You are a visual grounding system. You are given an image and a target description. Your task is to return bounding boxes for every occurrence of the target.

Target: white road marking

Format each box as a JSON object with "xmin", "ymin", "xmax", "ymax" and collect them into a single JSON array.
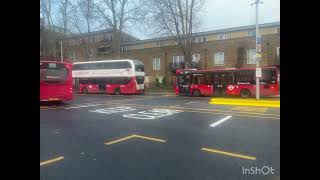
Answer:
[
  {"xmin": 123, "ymin": 109, "xmax": 183, "ymax": 120},
  {"xmin": 185, "ymin": 101, "xmax": 198, "ymax": 104},
  {"xmin": 209, "ymin": 116, "xmax": 232, "ymax": 127},
  {"xmin": 89, "ymin": 106, "xmax": 136, "ymax": 114}
]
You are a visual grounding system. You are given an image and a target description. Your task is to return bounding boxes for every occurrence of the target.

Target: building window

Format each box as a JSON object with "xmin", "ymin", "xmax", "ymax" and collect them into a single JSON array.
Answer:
[
  {"xmin": 71, "ymin": 50, "xmax": 75, "ymax": 61},
  {"xmin": 248, "ymin": 30, "xmax": 256, "ymax": 37},
  {"xmin": 218, "ymin": 33, "xmax": 227, "ymax": 40},
  {"xmin": 89, "ymin": 49, "xmax": 93, "ymax": 56},
  {"xmin": 247, "ymin": 48, "xmax": 256, "ymax": 64},
  {"xmin": 214, "ymin": 52, "xmax": 224, "ymax": 66},
  {"xmin": 172, "ymin": 56, "xmax": 184, "ymax": 68},
  {"xmin": 192, "ymin": 54, "xmax": 200, "ymax": 63},
  {"xmin": 105, "ymin": 34, "xmax": 113, "ymax": 41},
  {"xmin": 120, "ymin": 46, "xmax": 128, "ymax": 52},
  {"xmin": 91, "ymin": 36, "xmax": 96, "ymax": 43},
  {"xmin": 195, "ymin": 36, "xmax": 207, "ymax": 43},
  {"xmin": 153, "ymin": 58, "xmax": 161, "ymax": 70},
  {"xmin": 98, "ymin": 47, "xmax": 111, "ymax": 55},
  {"xmin": 173, "ymin": 56, "xmax": 184, "ymax": 63}
]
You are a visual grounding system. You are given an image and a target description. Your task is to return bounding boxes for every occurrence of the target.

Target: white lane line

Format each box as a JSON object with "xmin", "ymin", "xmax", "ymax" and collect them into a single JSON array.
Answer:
[
  {"xmin": 210, "ymin": 116, "xmax": 232, "ymax": 127},
  {"xmin": 186, "ymin": 101, "xmax": 198, "ymax": 104}
]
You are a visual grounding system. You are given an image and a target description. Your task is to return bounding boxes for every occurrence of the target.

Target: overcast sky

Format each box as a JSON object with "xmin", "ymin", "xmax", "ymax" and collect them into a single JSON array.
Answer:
[
  {"xmin": 49, "ymin": 0, "xmax": 279, "ymax": 40},
  {"xmin": 129, "ymin": 0, "xmax": 280, "ymax": 39}
]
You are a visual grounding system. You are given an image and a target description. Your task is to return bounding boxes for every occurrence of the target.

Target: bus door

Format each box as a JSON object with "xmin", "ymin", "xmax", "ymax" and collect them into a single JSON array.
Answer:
[
  {"xmin": 213, "ymin": 73, "xmax": 227, "ymax": 96},
  {"xmin": 97, "ymin": 79, "xmax": 107, "ymax": 93},
  {"xmin": 178, "ymin": 74, "xmax": 191, "ymax": 95}
]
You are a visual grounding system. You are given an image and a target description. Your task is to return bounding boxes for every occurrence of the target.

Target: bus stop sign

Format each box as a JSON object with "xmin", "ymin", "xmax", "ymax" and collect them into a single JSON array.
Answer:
[
  {"xmin": 256, "ymin": 68, "xmax": 262, "ymax": 78},
  {"xmin": 255, "ymin": 53, "xmax": 262, "ymax": 62}
]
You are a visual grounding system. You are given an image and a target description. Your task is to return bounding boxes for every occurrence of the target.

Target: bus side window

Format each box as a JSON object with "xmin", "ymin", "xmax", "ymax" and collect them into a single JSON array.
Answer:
[
  {"xmin": 227, "ymin": 72, "xmax": 235, "ymax": 84},
  {"xmin": 205, "ymin": 73, "xmax": 212, "ymax": 85}
]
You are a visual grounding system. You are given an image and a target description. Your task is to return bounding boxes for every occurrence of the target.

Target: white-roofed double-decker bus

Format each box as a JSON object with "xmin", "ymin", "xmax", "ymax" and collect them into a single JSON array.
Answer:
[{"xmin": 72, "ymin": 59, "xmax": 144, "ymax": 95}]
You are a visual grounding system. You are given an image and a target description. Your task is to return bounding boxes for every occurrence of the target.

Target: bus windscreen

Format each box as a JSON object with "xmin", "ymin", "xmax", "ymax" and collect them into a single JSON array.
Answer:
[{"xmin": 40, "ymin": 62, "xmax": 68, "ymax": 84}]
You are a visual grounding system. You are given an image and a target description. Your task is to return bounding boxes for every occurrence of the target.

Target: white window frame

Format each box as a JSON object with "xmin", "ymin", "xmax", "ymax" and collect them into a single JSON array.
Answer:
[
  {"xmin": 195, "ymin": 37, "xmax": 200, "ymax": 43},
  {"xmin": 276, "ymin": 47, "xmax": 280, "ymax": 56},
  {"xmin": 192, "ymin": 54, "xmax": 200, "ymax": 63},
  {"xmin": 88, "ymin": 49, "xmax": 93, "ymax": 56},
  {"xmin": 195, "ymin": 36, "xmax": 207, "ymax": 43},
  {"xmin": 248, "ymin": 30, "xmax": 256, "ymax": 37},
  {"xmin": 107, "ymin": 34, "xmax": 113, "ymax": 41},
  {"xmin": 153, "ymin": 58, "xmax": 161, "ymax": 70},
  {"xmin": 172, "ymin": 56, "xmax": 184, "ymax": 63},
  {"xmin": 202, "ymin": 36, "xmax": 207, "ymax": 42},
  {"xmin": 247, "ymin": 48, "xmax": 256, "ymax": 64},
  {"xmin": 218, "ymin": 33, "xmax": 227, "ymax": 40},
  {"xmin": 214, "ymin": 52, "xmax": 224, "ymax": 66},
  {"xmin": 121, "ymin": 46, "xmax": 128, "ymax": 52},
  {"xmin": 72, "ymin": 50, "xmax": 75, "ymax": 61},
  {"xmin": 172, "ymin": 56, "xmax": 184, "ymax": 68}
]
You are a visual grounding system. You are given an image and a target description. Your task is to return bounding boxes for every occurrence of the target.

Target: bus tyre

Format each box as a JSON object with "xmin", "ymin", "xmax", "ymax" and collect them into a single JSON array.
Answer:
[
  {"xmin": 240, "ymin": 89, "xmax": 250, "ymax": 98},
  {"xmin": 114, "ymin": 88, "xmax": 121, "ymax": 95},
  {"xmin": 192, "ymin": 89, "xmax": 201, "ymax": 97}
]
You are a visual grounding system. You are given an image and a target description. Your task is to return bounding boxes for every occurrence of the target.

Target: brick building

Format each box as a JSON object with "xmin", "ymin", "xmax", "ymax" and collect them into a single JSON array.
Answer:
[{"xmin": 61, "ymin": 22, "xmax": 280, "ymax": 86}]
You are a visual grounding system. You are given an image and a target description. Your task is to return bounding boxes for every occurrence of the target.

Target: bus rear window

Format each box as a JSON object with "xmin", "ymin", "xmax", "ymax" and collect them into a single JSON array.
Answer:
[{"xmin": 40, "ymin": 63, "xmax": 68, "ymax": 84}]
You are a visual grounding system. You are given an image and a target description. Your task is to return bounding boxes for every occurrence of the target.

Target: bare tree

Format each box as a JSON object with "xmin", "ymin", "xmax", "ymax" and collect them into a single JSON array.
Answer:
[
  {"xmin": 40, "ymin": 0, "xmax": 54, "ymax": 29},
  {"xmin": 78, "ymin": 0, "xmax": 95, "ymax": 33},
  {"xmin": 76, "ymin": 0, "xmax": 96, "ymax": 61},
  {"xmin": 142, "ymin": 0, "xmax": 205, "ymax": 67},
  {"xmin": 59, "ymin": 0, "xmax": 78, "ymax": 35},
  {"xmin": 94, "ymin": 0, "xmax": 142, "ymax": 58}
]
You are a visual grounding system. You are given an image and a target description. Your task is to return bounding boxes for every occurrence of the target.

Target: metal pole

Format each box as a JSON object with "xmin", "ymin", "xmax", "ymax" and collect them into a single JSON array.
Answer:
[
  {"xmin": 255, "ymin": 0, "xmax": 260, "ymax": 100},
  {"xmin": 60, "ymin": 39, "xmax": 63, "ymax": 62}
]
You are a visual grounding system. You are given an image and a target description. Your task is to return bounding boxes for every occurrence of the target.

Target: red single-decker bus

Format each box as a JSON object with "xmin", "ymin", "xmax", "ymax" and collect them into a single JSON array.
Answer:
[
  {"xmin": 174, "ymin": 67, "xmax": 279, "ymax": 97},
  {"xmin": 40, "ymin": 61, "xmax": 73, "ymax": 102}
]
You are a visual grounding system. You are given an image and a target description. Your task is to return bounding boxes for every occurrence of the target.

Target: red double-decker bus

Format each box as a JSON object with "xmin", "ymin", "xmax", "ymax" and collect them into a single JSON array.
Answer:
[
  {"xmin": 40, "ymin": 61, "xmax": 73, "ymax": 102},
  {"xmin": 174, "ymin": 67, "xmax": 279, "ymax": 97},
  {"xmin": 72, "ymin": 59, "xmax": 145, "ymax": 95}
]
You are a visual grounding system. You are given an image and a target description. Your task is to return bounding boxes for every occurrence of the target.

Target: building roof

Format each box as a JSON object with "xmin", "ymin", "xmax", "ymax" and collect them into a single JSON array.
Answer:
[
  {"xmin": 61, "ymin": 29, "xmax": 139, "ymax": 41},
  {"xmin": 122, "ymin": 22, "xmax": 280, "ymax": 45}
]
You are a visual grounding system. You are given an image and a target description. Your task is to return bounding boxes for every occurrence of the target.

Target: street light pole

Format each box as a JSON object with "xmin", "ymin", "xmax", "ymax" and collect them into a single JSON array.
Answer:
[
  {"xmin": 60, "ymin": 39, "xmax": 63, "ymax": 62},
  {"xmin": 252, "ymin": 0, "xmax": 263, "ymax": 100}
]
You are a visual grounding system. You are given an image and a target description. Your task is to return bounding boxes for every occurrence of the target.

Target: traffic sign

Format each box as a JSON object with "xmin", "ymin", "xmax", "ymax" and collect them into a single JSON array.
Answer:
[
  {"xmin": 255, "ymin": 53, "xmax": 261, "ymax": 62},
  {"xmin": 256, "ymin": 68, "xmax": 262, "ymax": 78}
]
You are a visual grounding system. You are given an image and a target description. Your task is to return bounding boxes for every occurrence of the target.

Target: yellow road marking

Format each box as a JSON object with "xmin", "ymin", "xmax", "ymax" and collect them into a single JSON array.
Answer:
[
  {"xmin": 134, "ymin": 134, "xmax": 167, "ymax": 143},
  {"xmin": 201, "ymin": 147, "xmax": 256, "ymax": 160},
  {"xmin": 40, "ymin": 156, "xmax": 64, "ymax": 166},
  {"xmin": 105, "ymin": 134, "xmax": 166, "ymax": 145},
  {"xmin": 105, "ymin": 134, "xmax": 136, "ymax": 145},
  {"xmin": 209, "ymin": 98, "xmax": 280, "ymax": 108}
]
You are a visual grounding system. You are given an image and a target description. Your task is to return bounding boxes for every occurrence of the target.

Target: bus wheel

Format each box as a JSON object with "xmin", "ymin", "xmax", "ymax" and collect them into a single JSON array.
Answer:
[
  {"xmin": 192, "ymin": 89, "xmax": 201, "ymax": 97},
  {"xmin": 83, "ymin": 88, "xmax": 88, "ymax": 94},
  {"xmin": 240, "ymin": 89, "xmax": 250, "ymax": 98},
  {"xmin": 114, "ymin": 88, "xmax": 121, "ymax": 95}
]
